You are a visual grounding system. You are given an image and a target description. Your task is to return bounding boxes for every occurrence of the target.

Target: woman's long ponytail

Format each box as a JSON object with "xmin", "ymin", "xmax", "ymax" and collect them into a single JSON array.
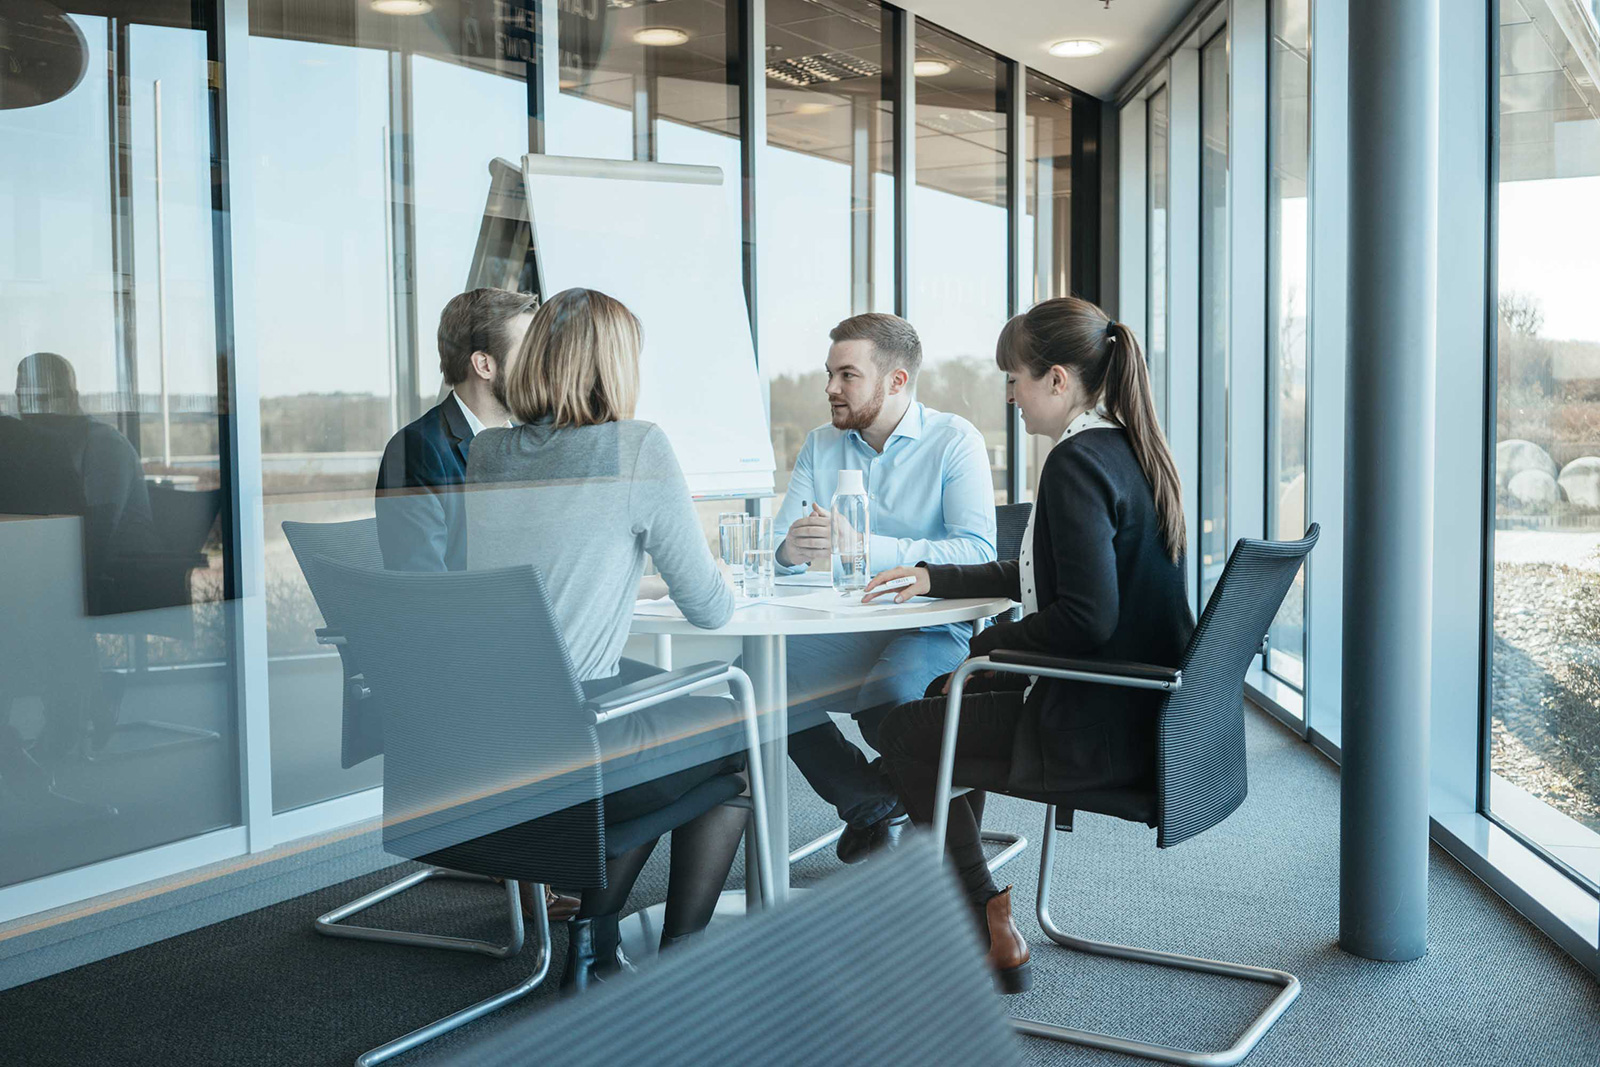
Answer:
[
  {"xmin": 1101, "ymin": 321, "xmax": 1186, "ymax": 563},
  {"xmin": 996, "ymin": 297, "xmax": 1187, "ymax": 563}
]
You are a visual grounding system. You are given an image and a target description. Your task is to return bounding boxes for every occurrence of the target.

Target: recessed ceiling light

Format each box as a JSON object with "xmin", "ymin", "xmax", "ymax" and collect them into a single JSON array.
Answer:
[
  {"xmin": 1048, "ymin": 39, "xmax": 1104, "ymax": 59},
  {"xmin": 794, "ymin": 100, "xmax": 833, "ymax": 115},
  {"xmin": 370, "ymin": 0, "xmax": 433, "ymax": 14},
  {"xmin": 913, "ymin": 59, "xmax": 951, "ymax": 77},
  {"xmin": 634, "ymin": 27, "xmax": 690, "ymax": 47}
]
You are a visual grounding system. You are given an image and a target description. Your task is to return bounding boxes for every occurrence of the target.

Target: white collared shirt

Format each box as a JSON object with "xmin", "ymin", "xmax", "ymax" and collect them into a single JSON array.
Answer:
[
  {"xmin": 1017, "ymin": 408, "xmax": 1120, "ymax": 618},
  {"xmin": 452, "ymin": 389, "xmax": 512, "ymax": 435}
]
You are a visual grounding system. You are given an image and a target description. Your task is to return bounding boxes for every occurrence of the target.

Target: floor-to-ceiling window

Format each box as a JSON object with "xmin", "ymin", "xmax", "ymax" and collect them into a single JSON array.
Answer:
[
  {"xmin": 0, "ymin": 2, "xmax": 239, "ymax": 887},
  {"xmin": 1147, "ymin": 85, "xmax": 1171, "ymax": 432},
  {"xmin": 1265, "ymin": 0, "xmax": 1310, "ymax": 690},
  {"xmin": 912, "ymin": 23, "xmax": 1010, "ymax": 500},
  {"xmin": 761, "ymin": 0, "xmax": 895, "ymax": 493},
  {"xmin": 1199, "ymin": 29, "xmax": 1230, "ymax": 606},
  {"xmin": 1020, "ymin": 72, "xmax": 1076, "ymax": 500},
  {"xmin": 248, "ymin": 2, "xmax": 539, "ymax": 811},
  {"xmin": 1487, "ymin": 0, "xmax": 1600, "ymax": 889}
]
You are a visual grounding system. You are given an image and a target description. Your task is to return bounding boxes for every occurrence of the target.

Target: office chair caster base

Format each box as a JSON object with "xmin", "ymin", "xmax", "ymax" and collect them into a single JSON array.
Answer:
[
  {"xmin": 1012, "ymin": 812, "xmax": 1300, "ymax": 1066},
  {"xmin": 316, "ymin": 866, "xmax": 524, "ymax": 959}
]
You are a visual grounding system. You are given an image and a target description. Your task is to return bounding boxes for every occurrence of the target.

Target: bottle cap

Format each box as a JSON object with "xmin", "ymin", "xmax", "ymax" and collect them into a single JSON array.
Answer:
[{"xmin": 836, "ymin": 469, "xmax": 866, "ymax": 496}]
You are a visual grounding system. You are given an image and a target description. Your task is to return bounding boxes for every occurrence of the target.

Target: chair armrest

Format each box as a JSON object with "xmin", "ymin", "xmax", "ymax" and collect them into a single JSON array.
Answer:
[
  {"xmin": 982, "ymin": 650, "xmax": 1181, "ymax": 690},
  {"xmin": 315, "ymin": 627, "xmax": 347, "ymax": 647},
  {"xmin": 585, "ymin": 661, "xmax": 730, "ymax": 720}
]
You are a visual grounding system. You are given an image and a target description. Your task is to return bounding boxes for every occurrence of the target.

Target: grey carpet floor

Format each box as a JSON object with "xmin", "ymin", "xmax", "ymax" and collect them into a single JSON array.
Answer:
[{"xmin": 0, "ymin": 706, "xmax": 1597, "ymax": 1066}]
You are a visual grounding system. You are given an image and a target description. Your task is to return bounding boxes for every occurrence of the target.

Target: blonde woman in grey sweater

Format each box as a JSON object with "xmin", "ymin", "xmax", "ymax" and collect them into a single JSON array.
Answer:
[{"xmin": 466, "ymin": 288, "xmax": 743, "ymax": 990}]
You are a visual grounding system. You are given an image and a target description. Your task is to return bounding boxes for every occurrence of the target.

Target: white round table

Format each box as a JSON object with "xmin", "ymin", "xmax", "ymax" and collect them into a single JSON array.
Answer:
[{"xmin": 629, "ymin": 584, "xmax": 1012, "ymax": 909}]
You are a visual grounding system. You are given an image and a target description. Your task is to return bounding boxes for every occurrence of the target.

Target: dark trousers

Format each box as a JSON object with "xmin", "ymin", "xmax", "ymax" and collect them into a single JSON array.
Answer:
[
  {"xmin": 781, "ymin": 626, "xmax": 969, "ymax": 828},
  {"xmin": 877, "ymin": 671, "xmax": 1029, "ymax": 903}
]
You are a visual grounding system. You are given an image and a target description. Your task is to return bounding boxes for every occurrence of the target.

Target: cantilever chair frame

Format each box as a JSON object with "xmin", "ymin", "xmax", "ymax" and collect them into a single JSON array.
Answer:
[
  {"xmin": 318, "ymin": 662, "xmax": 776, "ymax": 1067},
  {"xmin": 930, "ymin": 656, "xmax": 1301, "ymax": 1067}
]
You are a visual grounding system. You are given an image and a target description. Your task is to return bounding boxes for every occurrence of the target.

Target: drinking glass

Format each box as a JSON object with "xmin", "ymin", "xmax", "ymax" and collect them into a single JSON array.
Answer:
[
  {"xmin": 742, "ymin": 515, "xmax": 775, "ymax": 598},
  {"xmin": 718, "ymin": 511, "xmax": 747, "ymax": 592}
]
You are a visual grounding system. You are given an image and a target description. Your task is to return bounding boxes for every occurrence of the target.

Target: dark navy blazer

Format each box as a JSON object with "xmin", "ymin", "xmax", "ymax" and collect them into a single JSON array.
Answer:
[{"xmin": 374, "ymin": 396, "xmax": 474, "ymax": 571}]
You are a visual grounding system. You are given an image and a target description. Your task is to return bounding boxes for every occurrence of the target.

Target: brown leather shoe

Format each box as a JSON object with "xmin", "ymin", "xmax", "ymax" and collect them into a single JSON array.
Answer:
[
  {"xmin": 983, "ymin": 886, "xmax": 1032, "ymax": 994},
  {"xmin": 518, "ymin": 882, "xmax": 581, "ymax": 922}
]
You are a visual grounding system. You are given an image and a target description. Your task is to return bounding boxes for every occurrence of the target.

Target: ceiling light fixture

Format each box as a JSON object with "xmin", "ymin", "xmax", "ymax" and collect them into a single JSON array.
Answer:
[
  {"xmin": 369, "ymin": 0, "xmax": 433, "ymax": 14},
  {"xmin": 913, "ymin": 59, "xmax": 950, "ymax": 77},
  {"xmin": 794, "ymin": 100, "xmax": 833, "ymax": 115},
  {"xmin": 1048, "ymin": 39, "xmax": 1104, "ymax": 59},
  {"xmin": 634, "ymin": 27, "xmax": 691, "ymax": 46}
]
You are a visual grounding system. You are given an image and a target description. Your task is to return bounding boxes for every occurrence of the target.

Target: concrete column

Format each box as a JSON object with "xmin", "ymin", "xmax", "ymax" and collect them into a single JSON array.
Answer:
[{"xmin": 1339, "ymin": 0, "xmax": 1438, "ymax": 961}]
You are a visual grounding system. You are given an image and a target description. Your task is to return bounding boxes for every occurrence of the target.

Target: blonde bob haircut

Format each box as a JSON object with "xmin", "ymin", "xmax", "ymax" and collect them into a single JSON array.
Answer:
[{"xmin": 505, "ymin": 288, "xmax": 642, "ymax": 427}]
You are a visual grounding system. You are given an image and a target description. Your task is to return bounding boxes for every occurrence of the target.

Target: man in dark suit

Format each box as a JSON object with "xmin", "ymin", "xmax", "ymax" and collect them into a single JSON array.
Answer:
[{"xmin": 375, "ymin": 288, "xmax": 536, "ymax": 571}]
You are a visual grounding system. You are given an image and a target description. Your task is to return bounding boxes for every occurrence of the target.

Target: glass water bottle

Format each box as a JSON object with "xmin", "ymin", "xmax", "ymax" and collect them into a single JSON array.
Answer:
[{"xmin": 831, "ymin": 468, "xmax": 870, "ymax": 595}]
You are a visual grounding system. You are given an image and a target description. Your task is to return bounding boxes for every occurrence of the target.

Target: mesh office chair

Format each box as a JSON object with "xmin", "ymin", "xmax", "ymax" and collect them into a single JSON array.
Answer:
[
  {"xmin": 787, "ymin": 503, "xmax": 1029, "ymax": 874},
  {"xmin": 281, "ymin": 519, "xmax": 385, "ymax": 768},
  {"xmin": 931, "ymin": 525, "xmax": 1319, "ymax": 1066},
  {"xmin": 306, "ymin": 556, "xmax": 774, "ymax": 1067}
]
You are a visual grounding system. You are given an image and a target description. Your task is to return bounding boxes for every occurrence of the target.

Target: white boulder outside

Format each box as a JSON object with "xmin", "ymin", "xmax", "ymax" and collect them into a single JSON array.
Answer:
[
  {"xmin": 1496, "ymin": 439, "xmax": 1558, "ymax": 492},
  {"xmin": 1558, "ymin": 457, "xmax": 1600, "ymax": 510}
]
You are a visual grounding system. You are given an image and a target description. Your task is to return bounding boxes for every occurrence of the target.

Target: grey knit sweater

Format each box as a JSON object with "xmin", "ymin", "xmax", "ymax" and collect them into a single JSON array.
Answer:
[{"xmin": 464, "ymin": 417, "xmax": 733, "ymax": 681}]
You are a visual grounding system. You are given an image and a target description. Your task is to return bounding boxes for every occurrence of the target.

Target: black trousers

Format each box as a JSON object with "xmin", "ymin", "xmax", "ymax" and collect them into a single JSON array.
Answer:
[{"xmin": 877, "ymin": 671, "xmax": 1030, "ymax": 904}]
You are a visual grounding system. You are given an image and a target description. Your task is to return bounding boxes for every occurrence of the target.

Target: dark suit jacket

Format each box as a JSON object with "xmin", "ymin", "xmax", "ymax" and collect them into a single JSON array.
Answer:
[
  {"xmin": 375, "ymin": 397, "xmax": 473, "ymax": 571},
  {"xmin": 924, "ymin": 427, "xmax": 1194, "ymax": 795}
]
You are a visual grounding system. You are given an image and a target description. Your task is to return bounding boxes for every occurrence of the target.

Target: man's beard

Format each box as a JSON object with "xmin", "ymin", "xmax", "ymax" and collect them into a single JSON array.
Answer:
[
  {"xmin": 490, "ymin": 364, "xmax": 509, "ymax": 410},
  {"xmin": 830, "ymin": 376, "xmax": 886, "ymax": 432}
]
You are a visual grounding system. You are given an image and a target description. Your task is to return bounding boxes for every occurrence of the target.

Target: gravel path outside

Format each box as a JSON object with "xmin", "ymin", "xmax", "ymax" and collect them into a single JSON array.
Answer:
[{"xmin": 1490, "ymin": 544, "xmax": 1600, "ymax": 832}]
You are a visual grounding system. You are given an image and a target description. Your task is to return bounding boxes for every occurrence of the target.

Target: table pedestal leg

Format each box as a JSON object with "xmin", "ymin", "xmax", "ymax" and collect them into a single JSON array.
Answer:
[{"xmin": 741, "ymin": 633, "xmax": 788, "ymax": 907}]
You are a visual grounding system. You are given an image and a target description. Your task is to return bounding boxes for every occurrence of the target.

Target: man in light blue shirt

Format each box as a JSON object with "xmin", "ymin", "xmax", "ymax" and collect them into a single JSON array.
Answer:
[{"xmin": 773, "ymin": 313, "xmax": 996, "ymax": 863}]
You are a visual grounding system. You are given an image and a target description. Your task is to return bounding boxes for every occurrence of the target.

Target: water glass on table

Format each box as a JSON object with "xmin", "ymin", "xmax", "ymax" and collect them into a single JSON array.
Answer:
[
  {"xmin": 718, "ymin": 511, "xmax": 747, "ymax": 592},
  {"xmin": 742, "ymin": 515, "xmax": 776, "ymax": 598}
]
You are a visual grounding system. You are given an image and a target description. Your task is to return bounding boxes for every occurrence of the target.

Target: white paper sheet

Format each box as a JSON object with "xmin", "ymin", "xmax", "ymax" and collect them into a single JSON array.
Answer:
[{"xmin": 778, "ymin": 589, "xmax": 935, "ymax": 614}]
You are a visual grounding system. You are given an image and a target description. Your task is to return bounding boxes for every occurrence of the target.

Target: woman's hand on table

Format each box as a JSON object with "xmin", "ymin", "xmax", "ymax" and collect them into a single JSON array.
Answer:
[{"xmin": 862, "ymin": 566, "xmax": 931, "ymax": 604}]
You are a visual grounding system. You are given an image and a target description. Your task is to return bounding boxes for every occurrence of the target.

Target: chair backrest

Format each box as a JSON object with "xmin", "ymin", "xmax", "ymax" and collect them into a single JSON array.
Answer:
[
  {"xmin": 282, "ymin": 518, "xmax": 385, "ymax": 768},
  {"xmin": 995, "ymin": 501, "xmax": 1032, "ymax": 563},
  {"xmin": 281, "ymin": 517, "xmax": 382, "ymax": 579},
  {"xmin": 1156, "ymin": 524, "xmax": 1319, "ymax": 848},
  {"xmin": 436, "ymin": 841, "xmax": 1023, "ymax": 1067},
  {"xmin": 306, "ymin": 556, "xmax": 609, "ymax": 888}
]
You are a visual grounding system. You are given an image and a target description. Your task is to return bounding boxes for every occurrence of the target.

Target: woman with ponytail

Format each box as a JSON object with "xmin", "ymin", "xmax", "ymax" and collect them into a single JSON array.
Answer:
[{"xmin": 863, "ymin": 296, "xmax": 1195, "ymax": 994}]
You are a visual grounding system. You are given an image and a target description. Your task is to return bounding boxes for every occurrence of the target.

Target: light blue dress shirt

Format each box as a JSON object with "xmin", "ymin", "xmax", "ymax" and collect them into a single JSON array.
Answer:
[{"xmin": 775, "ymin": 401, "xmax": 997, "ymax": 575}]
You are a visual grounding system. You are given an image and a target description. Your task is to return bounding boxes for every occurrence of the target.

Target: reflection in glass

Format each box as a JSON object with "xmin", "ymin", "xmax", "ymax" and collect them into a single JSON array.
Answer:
[
  {"xmin": 762, "ymin": 0, "xmax": 895, "ymax": 494},
  {"xmin": 0, "ymin": 5, "xmax": 237, "ymax": 888},
  {"xmin": 1488, "ymin": 0, "xmax": 1600, "ymax": 882},
  {"xmin": 1199, "ymin": 30, "xmax": 1230, "ymax": 607},
  {"xmin": 1021, "ymin": 72, "xmax": 1076, "ymax": 500},
  {"xmin": 1266, "ymin": 0, "xmax": 1309, "ymax": 689},
  {"xmin": 1147, "ymin": 86, "xmax": 1170, "ymax": 431},
  {"xmin": 913, "ymin": 23, "xmax": 1010, "ymax": 499}
]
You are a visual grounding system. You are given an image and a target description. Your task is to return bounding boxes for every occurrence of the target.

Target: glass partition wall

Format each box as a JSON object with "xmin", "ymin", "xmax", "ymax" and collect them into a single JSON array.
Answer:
[
  {"xmin": 0, "ymin": 2, "xmax": 240, "ymax": 888},
  {"xmin": 1487, "ymin": 0, "xmax": 1600, "ymax": 889},
  {"xmin": 0, "ymin": 0, "xmax": 1100, "ymax": 917},
  {"xmin": 1265, "ymin": 0, "xmax": 1310, "ymax": 691}
]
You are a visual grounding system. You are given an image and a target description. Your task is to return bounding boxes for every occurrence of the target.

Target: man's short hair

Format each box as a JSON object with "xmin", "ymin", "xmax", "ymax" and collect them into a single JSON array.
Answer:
[
  {"xmin": 437, "ymin": 288, "xmax": 538, "ymax": 385},
  {"xmin": 829, "ymin": 313, "xmax": 922, "ymax": 384}
]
